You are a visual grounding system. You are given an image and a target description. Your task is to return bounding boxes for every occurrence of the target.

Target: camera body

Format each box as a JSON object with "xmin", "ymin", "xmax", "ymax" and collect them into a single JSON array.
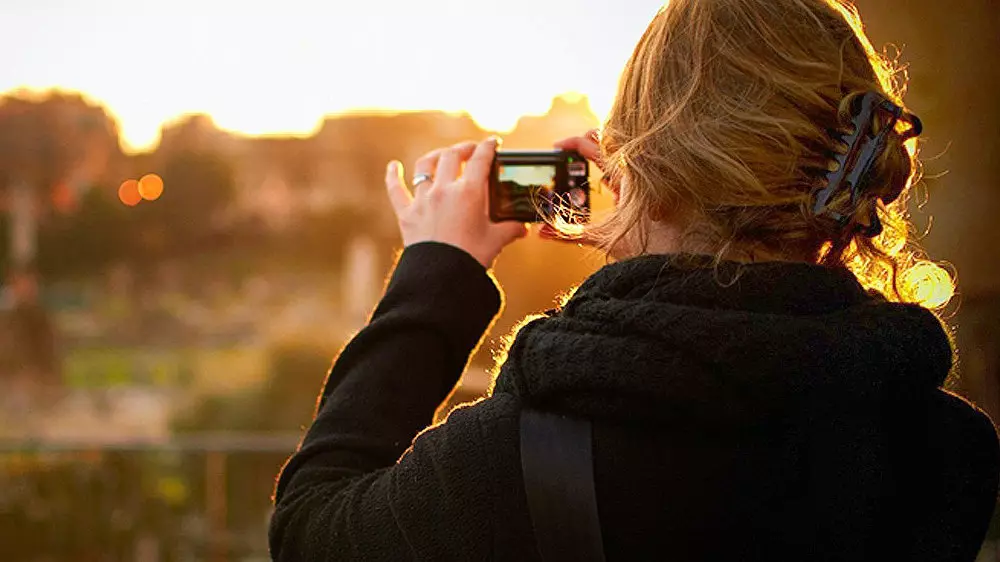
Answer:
[{"xmin": 489, "ymin": 150, "xmax": 590, "ymax": 223}]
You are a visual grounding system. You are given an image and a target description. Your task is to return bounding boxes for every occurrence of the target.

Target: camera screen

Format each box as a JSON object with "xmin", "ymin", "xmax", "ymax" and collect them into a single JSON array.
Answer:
[{"xmin": 496, "ymin": 164, "xmax": 558, "ymax": 217}]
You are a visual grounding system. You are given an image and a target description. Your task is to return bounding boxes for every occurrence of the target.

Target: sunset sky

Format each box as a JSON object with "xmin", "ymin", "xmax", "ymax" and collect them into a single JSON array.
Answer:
[{"xmin": 0, "ymin": 0, "xmax": 665, "ymax": 152}]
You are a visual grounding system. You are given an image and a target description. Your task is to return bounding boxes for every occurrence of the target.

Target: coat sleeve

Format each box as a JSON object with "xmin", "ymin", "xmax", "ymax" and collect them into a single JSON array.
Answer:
[{"xmin": 269, "ymin": 241, "xmax": 504, "ymax": 561}]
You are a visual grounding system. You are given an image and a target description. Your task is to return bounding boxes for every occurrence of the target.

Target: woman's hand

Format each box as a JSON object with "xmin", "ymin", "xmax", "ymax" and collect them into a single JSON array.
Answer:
[
  {"xmin": 386, "ymin": 138, "xmax": 528, "ymax": 269},
  {"xmin": 541, "ymin": 129, "xmax": 612, "ymax": 245},
  {"xmin": 554, "ymin": 129, "xmax": 604, "ymax": 171}
]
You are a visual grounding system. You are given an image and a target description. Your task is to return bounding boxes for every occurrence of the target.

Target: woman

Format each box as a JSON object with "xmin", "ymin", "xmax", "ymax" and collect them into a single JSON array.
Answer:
[{"xmin": 270, "ymin": 0, "xmax": 999, "ymax": 560}]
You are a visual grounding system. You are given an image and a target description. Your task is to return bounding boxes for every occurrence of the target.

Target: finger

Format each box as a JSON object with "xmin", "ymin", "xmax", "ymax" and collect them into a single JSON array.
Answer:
[
  {"xmin": 552, "ymin": 128, "xmax": 599, "ymax": 149},
  {"xmin": 538, "ymin": 223, "xmax": 558, "ymax": 238},
  {"xmin": 539, "ymin": 222, "xmax": 600, "ymax": 247},
  {"xmin": 553, "ymin": 136, "xmax": 602, "ymax": 166},
  {"xmin": 412, "ymin": 149, "xmax": 443, "ymax": 196},
  {"xmin": 435, "ymin": 141, "xmax": 477, "ymax": 184},
  {"xmin": 539, "ymin": 223, "xmax": 571, "ymax": 241},
  {"xmin": 385, "ymin": 161, "xmax": 411, "ymax": 214},
  {"xmin": 494, "ymin": 221, "xmax": 530, "ymax": 245},
  {"xmin": 463, "ymin": 137, "xmax": 500, "ymax": 184},
  {"xmin": 554, "ymin": 132, "xmax": 603, "ymax": 170}
]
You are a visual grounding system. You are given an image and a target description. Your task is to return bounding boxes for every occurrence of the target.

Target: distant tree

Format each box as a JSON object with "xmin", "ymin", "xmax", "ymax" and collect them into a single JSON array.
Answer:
[
  {"xmin": 292, "ymin": 206, "xmax": 372, "ymax": 269},
  {"xmin": 0, "ymin": 91, "xmax": 123, "ymax": 279},
  {"xmin": 0, "ymin": 213, "xmax": 8, "ymax": 270},
  {"xmin": 0, "ymin": 91, "xmax": 121, "ymax": 212},
  {"xmin": 36, "ymin": 185, "xmax": 133, "ymax": 277},
  {"xmin": 173, "ymin": 341, "xmax": 330, "ymax": 432},
  {"xmin": 134, "ymin": 151, "xmax": 236, "ymax": 258}
]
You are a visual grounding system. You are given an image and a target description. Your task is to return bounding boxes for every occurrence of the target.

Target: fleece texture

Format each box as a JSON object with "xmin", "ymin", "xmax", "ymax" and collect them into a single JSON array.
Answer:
[{"xmin": 270, "ymin": 242, "xmax": 999, "ymax": 561}]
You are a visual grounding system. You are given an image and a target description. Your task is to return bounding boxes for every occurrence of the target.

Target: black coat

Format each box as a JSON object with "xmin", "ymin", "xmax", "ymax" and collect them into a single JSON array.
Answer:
[{"xmin": 270, "ymin": 242, "xmax": 1000, "ymax": 561}]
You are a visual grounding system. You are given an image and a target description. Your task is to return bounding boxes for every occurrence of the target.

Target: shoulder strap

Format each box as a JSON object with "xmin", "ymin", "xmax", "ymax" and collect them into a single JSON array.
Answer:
[{"xmin": 520, "ymin": 409, "xmax": 606, "ymax": 562}]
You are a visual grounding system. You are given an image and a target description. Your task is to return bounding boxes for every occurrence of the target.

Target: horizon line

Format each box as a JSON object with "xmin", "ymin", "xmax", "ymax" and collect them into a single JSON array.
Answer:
[{"xmin": 0, "ymin": 86, "xmax": 600, "ymax": 155}]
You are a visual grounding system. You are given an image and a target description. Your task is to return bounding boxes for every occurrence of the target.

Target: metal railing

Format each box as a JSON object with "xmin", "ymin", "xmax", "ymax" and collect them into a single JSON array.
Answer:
[
  {"xmin": 0, "ymin": 433, "xmax": 301, "ymax": 562},
  {"xmin": 3, "ymin": 433, "xmax": 999, "ymax": 562}
]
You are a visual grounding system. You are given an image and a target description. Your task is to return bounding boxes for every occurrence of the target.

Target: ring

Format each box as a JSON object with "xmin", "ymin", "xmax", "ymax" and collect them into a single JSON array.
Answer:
[{"xmin": 412, "ymin": 173, "xmax": 433, "ymax": 188}]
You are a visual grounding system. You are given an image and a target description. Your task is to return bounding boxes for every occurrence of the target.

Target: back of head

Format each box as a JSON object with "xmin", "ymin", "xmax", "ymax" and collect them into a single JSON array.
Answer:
[{"xmin": 598, "ymin": 0, "xmax": 952, "ymax": 308}]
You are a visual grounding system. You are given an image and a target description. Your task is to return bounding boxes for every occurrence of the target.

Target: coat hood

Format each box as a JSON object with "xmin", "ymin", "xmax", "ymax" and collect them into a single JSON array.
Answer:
[{"xmin": 492, "ymin": 254, "xmax": 952, "ymax": 429}]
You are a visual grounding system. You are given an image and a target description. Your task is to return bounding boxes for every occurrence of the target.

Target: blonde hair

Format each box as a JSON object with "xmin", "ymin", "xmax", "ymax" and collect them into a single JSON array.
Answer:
[{"xmin": 591, "ymin": 0, "xmax": 953, "ymax": 308}]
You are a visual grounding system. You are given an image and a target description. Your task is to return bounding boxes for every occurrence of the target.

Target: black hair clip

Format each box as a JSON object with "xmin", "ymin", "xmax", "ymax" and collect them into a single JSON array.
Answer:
[{"xmin": 812, "ymin": 91, "xmax": 923, "ymax": 237}]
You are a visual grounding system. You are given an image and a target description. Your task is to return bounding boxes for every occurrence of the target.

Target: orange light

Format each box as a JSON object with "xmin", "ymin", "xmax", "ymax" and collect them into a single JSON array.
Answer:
[
  {"xmin": 52, "ymin": 181, "xmax": 76, "ymax": 214},
  {"xmin": 118, "ymin": 179, "xmax": 142, "ymax": 206},
  {"xmin": 138, "ymin": 173, "xmax": 164, "ymax": 201}
]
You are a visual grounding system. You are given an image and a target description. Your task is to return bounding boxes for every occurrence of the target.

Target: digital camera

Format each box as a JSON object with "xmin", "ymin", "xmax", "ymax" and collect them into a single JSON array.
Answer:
[{"xmin": 489, "ymin": 150, "xmax": 590, "ymax": 223}]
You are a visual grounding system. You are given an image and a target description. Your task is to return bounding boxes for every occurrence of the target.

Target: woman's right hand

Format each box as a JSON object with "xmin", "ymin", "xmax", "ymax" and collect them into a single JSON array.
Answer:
[
  {"xmin": 554, "ymin": 129, "xmax": 605, "ymax": 172},
  {"xmin": 542, "ymin": 129, "xmax": 612, "ymax": 245},
  {"xmin": 385, "ymin": 138, "xmax": 528, "ymax": 269}
]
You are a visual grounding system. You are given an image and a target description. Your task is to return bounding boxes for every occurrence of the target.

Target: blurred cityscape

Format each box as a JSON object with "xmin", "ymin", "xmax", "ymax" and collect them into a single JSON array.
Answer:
[
  {"xmin": 0, "ymin": 0, "xmax": 998, "ymax": 558},
  {"xmin": 0, "ymin": 90, "xmax": 613, "ymax": 560},
  {"xmin": 0, "ymin": 90, "xmax": 611, "ymax": 433}
]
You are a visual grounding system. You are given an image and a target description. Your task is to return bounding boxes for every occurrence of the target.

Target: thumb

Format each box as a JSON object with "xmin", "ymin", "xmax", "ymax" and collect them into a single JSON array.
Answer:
[{"xmin": 498, "ymin": 221, "xmax": 530, "ymax": 242}]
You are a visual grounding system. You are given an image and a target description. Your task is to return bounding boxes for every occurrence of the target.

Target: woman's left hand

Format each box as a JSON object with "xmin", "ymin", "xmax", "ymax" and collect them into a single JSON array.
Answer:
[
  {"xmin": 539, "ymin": 129, "xmax": 609, "ymax": 247},
  {"xmin": 386, "ymin": 138, "xmax": 528, "ymax": 269}
]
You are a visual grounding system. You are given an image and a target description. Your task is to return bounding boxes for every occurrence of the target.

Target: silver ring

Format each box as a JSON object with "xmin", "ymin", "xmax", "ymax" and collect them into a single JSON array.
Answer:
[{"xmin": 412, "ymin": 173, "xmax": 433, "ymax": 188}]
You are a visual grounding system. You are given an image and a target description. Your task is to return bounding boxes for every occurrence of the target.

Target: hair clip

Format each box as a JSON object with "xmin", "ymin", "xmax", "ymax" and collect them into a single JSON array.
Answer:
[{"xmin": 812, "ymin": 91, "xmax": 923, "ymax": 237}]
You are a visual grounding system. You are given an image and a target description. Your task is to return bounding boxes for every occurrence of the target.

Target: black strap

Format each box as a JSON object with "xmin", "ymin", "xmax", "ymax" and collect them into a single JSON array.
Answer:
[{"xmin": 520, "ymin": 409, "xmax": 606, "ymax": 562}]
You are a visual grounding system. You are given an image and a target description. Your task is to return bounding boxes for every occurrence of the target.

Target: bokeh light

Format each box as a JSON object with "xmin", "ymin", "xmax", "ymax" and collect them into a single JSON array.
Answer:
[
  {"xmin": 118, "ymin": 179, "xmax": 142, "ymax": 206},
  {"xmin": 52, "ymin": 181, "xmax": 76, "ymax": 214},
  {"xmin": 901, "ymin": 261, "xmax": 955, "ymax": 309},
  {"xmin": 138, "ymin": 173, "xmax": 164, "ymax": 201}
]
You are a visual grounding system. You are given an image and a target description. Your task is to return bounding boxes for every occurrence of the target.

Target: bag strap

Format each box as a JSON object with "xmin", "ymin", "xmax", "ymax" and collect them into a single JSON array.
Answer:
[{"xmin": 520, "ymin": 409, "xmax": 607, "ymax": 562}]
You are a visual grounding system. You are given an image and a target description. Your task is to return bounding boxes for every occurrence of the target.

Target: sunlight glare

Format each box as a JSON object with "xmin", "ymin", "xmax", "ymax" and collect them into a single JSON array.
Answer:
[
  {"xmin": 901, "ymin": 261, "xmax": 955, "ymax": 309},
  {"xmin": 0, "ymin": 0, "xmax": 666, "ymax": 151}
]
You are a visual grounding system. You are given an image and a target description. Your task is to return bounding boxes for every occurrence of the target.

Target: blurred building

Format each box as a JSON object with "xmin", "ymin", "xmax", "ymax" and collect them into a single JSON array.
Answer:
[
  {"xmin": 145, "ymin": 107, "xmax": 505, "ymax": 235},
  {"xmin": 502, "ymin": 95, "xmax": 601, "ymax": 149}
]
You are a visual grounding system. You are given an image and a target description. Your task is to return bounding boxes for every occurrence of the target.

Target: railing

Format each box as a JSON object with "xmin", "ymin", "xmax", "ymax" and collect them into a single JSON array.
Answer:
[
  {"xmin": 3, "ymin": 433, "xmax": 999, "ymax": 562},
  {"xmin": 0, "ymin": 433, "xmax": 301, "ymax": 562}
]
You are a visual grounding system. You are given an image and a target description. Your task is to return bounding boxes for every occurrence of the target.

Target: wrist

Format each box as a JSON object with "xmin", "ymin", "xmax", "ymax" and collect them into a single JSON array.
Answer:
[
  {"xmin": 404, "ymin": 237, "xmax": 499, "ymax": 270},
  {"xmin": 442, "ymin": 242, "xmax": 496, "ymax": 270},
  {"xmin": 390, "ymin": 241, "xmax": 503, "ymax": 319}
]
